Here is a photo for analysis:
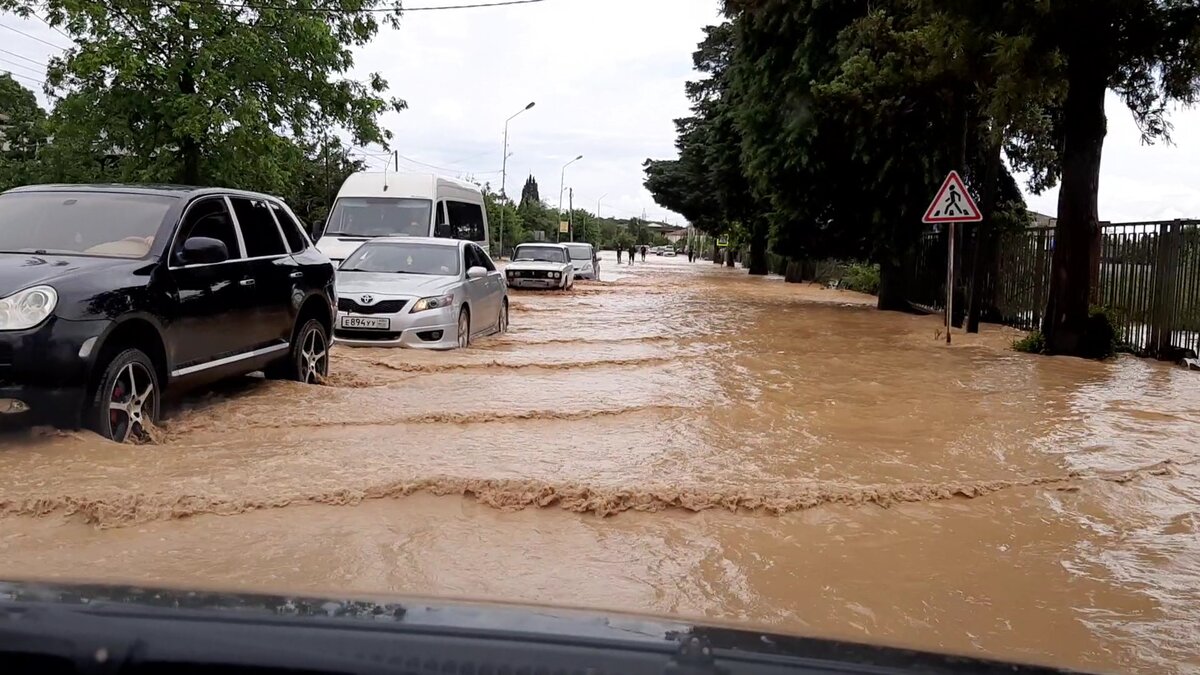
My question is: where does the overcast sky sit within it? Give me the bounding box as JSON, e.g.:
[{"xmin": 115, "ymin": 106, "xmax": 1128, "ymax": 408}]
[{"xmin": 3, "ymin": 0, "xmax": 1199, "ymax": 224}]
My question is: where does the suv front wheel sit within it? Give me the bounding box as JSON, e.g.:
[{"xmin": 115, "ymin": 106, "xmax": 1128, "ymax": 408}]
[
  {"xmin": 275, "ymin": 318, "xmax": 330, "ymax": 384},
  {"xmin": 87, "ymin": 348, "xmax": 161, "ymax": 443}
]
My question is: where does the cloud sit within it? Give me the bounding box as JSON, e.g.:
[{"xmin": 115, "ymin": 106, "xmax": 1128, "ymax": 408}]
[{"xmin": 8, "ymin": 4, "xmax": 1200, "ymax": 227}]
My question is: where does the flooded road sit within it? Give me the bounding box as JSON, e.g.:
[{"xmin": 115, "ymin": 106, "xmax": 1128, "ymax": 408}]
[{"xmin": 2, "ymin": 252, "xmax": 1199, "ymax": 672}]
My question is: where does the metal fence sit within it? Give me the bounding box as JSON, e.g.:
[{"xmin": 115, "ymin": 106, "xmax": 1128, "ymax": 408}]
[{"xmin": 909, "ymin": 219, "xmax": 1200, "ymax": 356}]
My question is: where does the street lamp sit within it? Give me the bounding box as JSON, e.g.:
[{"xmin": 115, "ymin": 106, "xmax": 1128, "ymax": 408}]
[
  {"xmin": 498, "ymin": 101, "xmax": 535, "ymax": 258},
  {"xmin": 596, "ymin": 193, "xmax": 607, "ymax": 219},
  {"xmin": 557, "ymin": 154, "xmax": 583, "ymax": 242}
]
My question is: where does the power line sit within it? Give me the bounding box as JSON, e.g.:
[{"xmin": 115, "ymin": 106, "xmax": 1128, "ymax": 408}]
[
  {"xmin": 0, "ymin": 56, "xmax": 44, "ymax": 76},
  {"xmin": 0, "ymin": 69, "xmax": 46, "ymax": 86},
  {"xmin": 0, "ymin": 47, "xmax": 48, "ymax": 67},
  {"xmin": 30, "ymin": 12, "xmax": 74, "ymax": 42},
  {"xmin": 0, "ymin": 23, "xmax": 72, "ymax": 50}
]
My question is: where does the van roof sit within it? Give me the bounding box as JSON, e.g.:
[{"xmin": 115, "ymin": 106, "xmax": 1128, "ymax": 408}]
[{"xmin": 337, "ymin": 172, "xmax": 480, "ymax": 199}]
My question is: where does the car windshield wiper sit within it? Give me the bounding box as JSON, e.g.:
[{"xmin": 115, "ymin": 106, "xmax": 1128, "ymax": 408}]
[{"xmin": 331, "ymin": 232, "xmax": 380, "ymax": 238}]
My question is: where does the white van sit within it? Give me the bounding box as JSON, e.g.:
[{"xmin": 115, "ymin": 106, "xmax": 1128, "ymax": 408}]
[{"xmin": 314, "ymin": 172, "xmax": 489, "ymax": 263}]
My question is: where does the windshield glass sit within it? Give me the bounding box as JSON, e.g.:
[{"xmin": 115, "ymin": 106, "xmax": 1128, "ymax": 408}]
[
  {"xmin": 339, "ymin": 242, "xmax": 460, "ymax": 276},
  {"xmin": 563, "ymin": 244, "xmax": 593, "ymax": 260},
  {"xmin": 513, "ymin": 245, "xmax": 566, "ymax": 263},
  {"xmin": 326, "ymin": 197, "xmax": 432, "ymax": 238},
  {"xmin": 0, "ymin": 192, "xmax": 174, "ymax": 258}
]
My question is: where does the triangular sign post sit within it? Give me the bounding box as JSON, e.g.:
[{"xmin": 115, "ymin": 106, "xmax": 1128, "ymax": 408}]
[{"xmin": 923, "ymin": 171, "xmax": 982, "ymax": 224}]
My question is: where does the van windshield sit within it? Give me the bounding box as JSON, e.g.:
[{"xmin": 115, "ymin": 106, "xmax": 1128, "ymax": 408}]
[{"xmin": 326, "ymin": 197, "xmax": 432, "ymax": 238}]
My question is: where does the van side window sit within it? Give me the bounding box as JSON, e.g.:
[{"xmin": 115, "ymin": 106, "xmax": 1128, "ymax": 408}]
[
  {"xmin": 434, "ymin": 201, "xmax": 452, "ymax": 239},
  {"xmin": 269, "ymin": 202, "xmax": 307, "ymax": 252},
  {"xmin": 446, "ymin": 200, "xmax": 485, "ymax": 242},
  {"xmin": 173, "ymin": 197, "xmax": 242, "ymax": 265}
]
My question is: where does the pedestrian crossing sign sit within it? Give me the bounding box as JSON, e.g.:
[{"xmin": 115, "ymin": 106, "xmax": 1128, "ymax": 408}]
[{"xmin": 922, "ymin": 171, "xmax": 982, "ymax": 224}]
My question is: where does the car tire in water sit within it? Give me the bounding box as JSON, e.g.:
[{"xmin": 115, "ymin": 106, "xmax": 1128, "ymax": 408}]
[
  {"xmin": 276, "ymin": 318, "xmax": 330, "ymax": 384},
  {"xmin": 457, "ymin": 307, "xmax": 471, "ymax": 349},
  {"xmin": 497, "ymin": 299, "xmax": 509, "ymax": 334},
  {"xmin": 86, "ymin": 348, "xmax": 160, "ymax": 444}
]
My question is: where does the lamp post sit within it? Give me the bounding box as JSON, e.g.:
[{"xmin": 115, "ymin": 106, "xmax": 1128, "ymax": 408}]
[
  {"xmin": 596, "ymin": 193, "xmax": 607, "ymax": 219},
  {"xmin": 557, "ymin": 154, "xmax": 583, "ymax": 242},
  {"xmin": 498, "ymin": 101, "xmax": 535, "ymax": 258}
]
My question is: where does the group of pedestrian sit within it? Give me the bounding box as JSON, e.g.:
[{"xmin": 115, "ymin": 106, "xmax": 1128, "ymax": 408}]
[{"xmin": 616, "ymin": 245, "xmax": 649, "ymax": 265}]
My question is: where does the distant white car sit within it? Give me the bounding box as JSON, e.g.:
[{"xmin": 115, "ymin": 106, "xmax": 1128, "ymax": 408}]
[
  {"xmin": 505, "ymin": 243, "xmax": 575, "ymax": 290},
  {"xmin": 563, "ymin": 242, "xmax": 599, "ymax": 280},
  {"xmin": 663, "ymin": 248, "xmax": 677, "ymax": 257},
  {"xmin": 334, "ymin": 237, "xmax": 508, "ymax": 349}
]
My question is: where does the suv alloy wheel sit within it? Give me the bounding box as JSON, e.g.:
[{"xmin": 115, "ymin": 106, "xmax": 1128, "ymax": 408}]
[{"xmin": 86, "ymin": 348, "xmax": 160, "ymax": 443}]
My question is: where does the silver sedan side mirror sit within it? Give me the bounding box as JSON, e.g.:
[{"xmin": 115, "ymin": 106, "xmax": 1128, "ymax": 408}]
[{"xmin": 466, "ymin": 266, "xmax": 488, "ymax": 279}]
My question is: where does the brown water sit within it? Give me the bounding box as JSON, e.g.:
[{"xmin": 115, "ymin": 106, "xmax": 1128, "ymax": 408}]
[{"xmin": 1, "ymin": 253, "xmax": 1198, "ymax": 673}]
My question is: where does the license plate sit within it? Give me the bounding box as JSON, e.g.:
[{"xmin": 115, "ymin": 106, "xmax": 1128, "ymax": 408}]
[{"xmin": 340, "ymin": 316, "xmax": 390, "ymax": 330}]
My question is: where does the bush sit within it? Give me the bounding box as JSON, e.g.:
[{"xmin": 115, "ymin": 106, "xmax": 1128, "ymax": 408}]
[
  {"xmin": 840, "ymin": 263, "xmax": 881, "ymax": 295},
  {"xmin": 1080, "ymin": 306, "xmax": 1119, "ymax": 360},
  {"xmin": 1013, "ymin": 331, "xmax": 1047, "ymax": 354}
]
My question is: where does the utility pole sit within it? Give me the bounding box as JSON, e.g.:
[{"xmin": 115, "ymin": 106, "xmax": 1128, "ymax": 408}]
[
  {"xmin": 557, "ymin": 154, "xmax": 582, "ymax": 243},
  {"xmin": 568, "ymin": 187, "xmax": 574, "ymax": 242},
  {"xmin": 499, "ymin": 102, "xmax": 535, "ymax": 258}
]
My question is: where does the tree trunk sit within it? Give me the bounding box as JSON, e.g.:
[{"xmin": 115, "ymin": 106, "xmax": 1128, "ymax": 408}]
[
  {"xmin": 877, "ymin": 255, "xmax": 910, "ymax": 312},
  {"xmin": 747, "ymin": 223, "xmax": 768, "ymax": 275},
  {"xmin": 712, "ymin": 238, "xmax": 721, "ymax": 264},
  {"xmin": 725, "ymin": 248, "xmax": 735, "ymax": 267},
  {"xmin": 967, "ymin": 141, "xmax": 1002, "ymax": 333},
  {"xmin": 178, "ymin": 66, "xmax": 201, "ymax": 185},
  {"xmin": 1043, "ymin": 65, "xmax": 1107, "ymax": 355}
]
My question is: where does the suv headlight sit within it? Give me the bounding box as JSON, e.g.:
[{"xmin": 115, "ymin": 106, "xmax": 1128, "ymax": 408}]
[
  {"xmin": 0, "ymin": 286, "xmax": 58, "ymax": 331},
  {"xmin": 410, "ymin": 294, "xmax": 454, "ymax": 313}
]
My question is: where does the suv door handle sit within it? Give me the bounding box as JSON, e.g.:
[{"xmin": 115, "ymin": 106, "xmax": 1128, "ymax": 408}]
[
  {"xmin": 239, "ymin": 278, "xmax": 256, "ymax": 287},
  {"xmin": 289, "ymin": 271, "xmax": 304, "ymax": 279}
]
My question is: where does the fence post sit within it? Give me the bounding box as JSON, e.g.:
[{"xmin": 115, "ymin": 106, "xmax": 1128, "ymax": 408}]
[
  {"xmin": 1148, "ymin": 220, "xmax": 1182, "ymax": 357},
  {"xmin": 1090, "ymin": 223, "xmax": 1106, "ymax": 306}
]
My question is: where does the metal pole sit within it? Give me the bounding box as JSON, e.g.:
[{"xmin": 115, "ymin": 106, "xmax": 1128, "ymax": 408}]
[
  {"xmin": 557, "ymin": 166, "xmax": 565, "ymax": 243},
  {"xmin": 569, "ymin": 187, "xmax": 574, "ymax": 242},
  {"xmin": 946, "ymin": 222, "xmax": 955, "ymax": 344},
  {"xmin": 499, "ymin": 122, "xmax": 508, "ymax": 257}
]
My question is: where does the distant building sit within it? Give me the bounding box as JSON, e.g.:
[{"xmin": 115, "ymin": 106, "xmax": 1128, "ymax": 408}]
[{"xmin": 1030, "ymin": 211, "xmax": 1057, "ymax": 228}]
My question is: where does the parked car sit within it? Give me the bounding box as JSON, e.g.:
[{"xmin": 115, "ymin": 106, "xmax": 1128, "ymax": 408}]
[
  {"xmin": 563, "ymin": 242, "xmax": 600, "ymax": 280},
  {"xmin": 0, "ymin": 184, "xmax": 336, "ymax": 442},
  {"xmin": 505, "ymin": 243, "xmax": 575, "ymax": 290},
  {"xmin": 333, "ymin": 237, "xmax": 507, "ymax": 349},
  {"xmin": 663, "ymin": 247, "xmax": 678, "ymax": 257}
]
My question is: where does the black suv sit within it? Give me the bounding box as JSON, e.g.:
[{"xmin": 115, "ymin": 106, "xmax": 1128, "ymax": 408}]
[{"xmin": 0, "ymin": 185, "xmax": 336, "ymax": 442}]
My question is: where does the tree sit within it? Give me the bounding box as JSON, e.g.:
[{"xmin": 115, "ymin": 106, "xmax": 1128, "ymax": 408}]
[
  {"xmin": 285, "ymin": 136, "xmax": 365, "ymax": 228},
  {"xmin": 1025, "ymin": 1, "xmax": 1200, "ymax": 355},
  {"xmin": 519, "ymin": 174, "xmax": 539, "ymax": 207},
  {"xmin": 2, "ymin": 0, "xmax": 406, "ymax": 194},
  {"xmin": 0, "ymin": 74, "xmax": 48, "ymax": 191},
  {"xmin": 484, "ymin": 189, "xmax": 525, "ymax": 251}
]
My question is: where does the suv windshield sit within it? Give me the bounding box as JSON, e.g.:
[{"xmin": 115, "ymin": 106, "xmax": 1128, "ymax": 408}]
[
  {"xmin": 326, "ymin": 197, "xmax": 432, "ymax": 238},
  {"xmin": 563, "ymin": 245, "xmax": 593, "ymax": 260},
  {"xmin": 0, "ymin": 192, "xmax": 175, "ymax": 258},
  {"xmin": 513, "ymin": 246, "xmax": 566, "ymax": 263},
  {"xmin": 340, "ymin": 242, "xmax": 460, "ymax": 276}
]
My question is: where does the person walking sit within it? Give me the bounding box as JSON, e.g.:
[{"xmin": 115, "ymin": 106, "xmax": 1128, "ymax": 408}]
[
  {"xmin": 616, "ymin": 246, "xmax": 623, "ymax": 264},
  {"xmin": 627, "ymin": 243, "xmax": 637, "ymax": 265},
  {"xmin": 640, "ymin": 245, "xmax": 647, "ymax": 262}
]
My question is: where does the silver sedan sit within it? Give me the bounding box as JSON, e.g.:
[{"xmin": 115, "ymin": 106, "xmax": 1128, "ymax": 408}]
[{"xmin": 333, "ymin": 237, "xmax": 508, "ymax": 349}]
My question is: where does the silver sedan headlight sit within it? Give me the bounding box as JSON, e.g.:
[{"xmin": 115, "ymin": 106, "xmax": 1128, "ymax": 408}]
[
  {"xmin": 410, "ymin": 293, "xmax": 454, "ymax": 313},
  {"xmin": 0, "ymin": 285, "xmax": 58, "ymax": 331}
]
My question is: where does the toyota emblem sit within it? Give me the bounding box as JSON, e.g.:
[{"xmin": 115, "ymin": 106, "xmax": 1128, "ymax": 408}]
[{"xmin": 360, "ymin": 294, "xmax": 374, "ymax": 304}]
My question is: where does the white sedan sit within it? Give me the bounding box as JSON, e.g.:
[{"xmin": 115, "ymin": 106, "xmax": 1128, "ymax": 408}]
[
  {"xmin": 505, "ymin": 243, "xmax": 575, "ymax": 290},
  {"xmin": 333, "ymin": 237, "xmax": 508, "ymax": 349}
]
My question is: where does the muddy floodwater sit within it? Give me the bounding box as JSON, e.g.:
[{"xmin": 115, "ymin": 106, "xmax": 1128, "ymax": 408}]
[{"xmin": 2, "ymin": 252, "xmax": 1199, "ymax": 672}]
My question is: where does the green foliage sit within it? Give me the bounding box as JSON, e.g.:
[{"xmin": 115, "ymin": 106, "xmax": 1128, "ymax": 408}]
[
  {"xmin": 1, "ymin": 0, "xmax": 405, "ymax": 194},
  {"xmin": 1080, "ymin": 307, "xmax": 1119, "ymax": 360},
  {"xmin": 519, "ymin": 174, "xmax": 539, "ymax": 208},
  {"xmin": 1013, "ymin": 331, "xmax": 1047, "ymax": 354},
  {"xmin": 840, "ymin": 263, "xmax": 881, "ymax": 296},
  {"xmin": 0, "ymin": 74, "xmax": 49, "ymax": 192}
]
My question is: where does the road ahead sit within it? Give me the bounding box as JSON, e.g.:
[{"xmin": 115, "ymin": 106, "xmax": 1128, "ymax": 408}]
[{"xmin": 1, "ymin": 252, "xmax": 1198, "ymax": 673}]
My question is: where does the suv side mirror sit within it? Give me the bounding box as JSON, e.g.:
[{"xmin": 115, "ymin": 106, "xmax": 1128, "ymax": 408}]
[
  {"xmin": 310, "ymin": 218, "xmax": 327, "ymax": 241},
  {"xmin": 466, "ymin": 265, "xmax": 488, "ymax": 279},
  {"xmin": 178, "ymin": 236, "xmax": 229, "ymax": 265}
]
